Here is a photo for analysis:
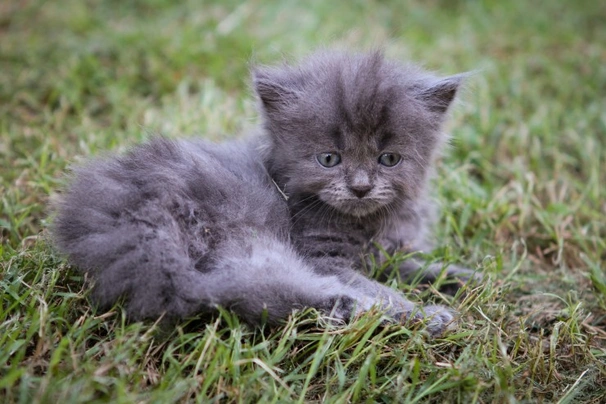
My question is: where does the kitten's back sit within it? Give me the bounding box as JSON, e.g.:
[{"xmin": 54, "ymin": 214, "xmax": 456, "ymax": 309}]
[{"xmin": 52, "ymin": 137, "xmax": 290, "ymax": 320}]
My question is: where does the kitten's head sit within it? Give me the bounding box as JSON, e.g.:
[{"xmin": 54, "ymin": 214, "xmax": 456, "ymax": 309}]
[{"xmin": 254, "ymin": 50, "xmax": 463, "ymax": 217}]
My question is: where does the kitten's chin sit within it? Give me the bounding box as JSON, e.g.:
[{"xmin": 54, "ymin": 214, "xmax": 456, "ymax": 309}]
[{"xmin": 325, "ymin": 199, "xmax": 384, "ymax": 218}]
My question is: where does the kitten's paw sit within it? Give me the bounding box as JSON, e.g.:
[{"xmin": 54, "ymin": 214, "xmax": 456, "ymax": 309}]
[
  {"xmin": 320, "ymin": 295, "xmax": 358, "ymax": 323},
  {"xmin": 407, "ymin": 304, "xmax": 457, "ymax": 337}
]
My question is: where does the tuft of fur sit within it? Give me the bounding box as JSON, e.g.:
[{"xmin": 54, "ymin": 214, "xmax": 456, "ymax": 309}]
[{"xmin": 51, "ymin": 51, "xmax": 474, "ymax": 336}]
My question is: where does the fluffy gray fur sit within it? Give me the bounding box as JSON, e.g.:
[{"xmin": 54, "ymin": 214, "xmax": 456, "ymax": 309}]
[{"xmin": 52, "ymin": 50, "xmax": 474, "ymax": 336}]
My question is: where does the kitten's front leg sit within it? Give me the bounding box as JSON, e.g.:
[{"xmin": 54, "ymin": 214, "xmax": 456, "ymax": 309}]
[
  {"xmin": 302, "ymin": 257, "xmax": 457, "ymax": 336},
  {"xmin": 216, "ymin": 251, "xmax": 455, "ymax": 337},
  {"xmin": 345, "ymin": 277, "xmax": 457, "ymax": 337},
  {"xmin": 396, "ymin": 257, "xmax": 481, "ymax": 296},
  {"xmin": 371, "ymin": 239, "xmax": 480, "ymax": 295}
]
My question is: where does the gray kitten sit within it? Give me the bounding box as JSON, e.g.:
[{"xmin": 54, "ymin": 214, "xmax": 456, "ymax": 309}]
[{"xmin": 52, "ymin": 51, "xmax": 473, "ymax": 336}]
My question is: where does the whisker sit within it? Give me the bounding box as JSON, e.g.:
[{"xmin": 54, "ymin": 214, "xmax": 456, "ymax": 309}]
[{"xmin": 290, "ymin": 199, "xmax": 323, "ymax": 228}]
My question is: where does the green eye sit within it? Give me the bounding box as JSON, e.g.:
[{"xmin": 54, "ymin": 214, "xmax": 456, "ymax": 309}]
[
  {"xmin": 316, "ymin": 152, "xmax": 342, "ymax": 168},
  {"xmin": 378, "ymin": 153, "xmax": 401, "ymax": 167}
]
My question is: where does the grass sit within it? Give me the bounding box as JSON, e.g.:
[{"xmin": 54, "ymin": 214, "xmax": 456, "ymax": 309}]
[{"xmin": 1, "ymin": 0, "xmax": 605, "ymax": 402}]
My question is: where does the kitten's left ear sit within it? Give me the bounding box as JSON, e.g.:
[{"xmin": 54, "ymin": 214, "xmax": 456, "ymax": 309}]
[
  {"xmin": 418, "ymin": 74, "xmax": 466, "ymax": 114},
  {"xmin": 252, "ymin": 68, "xmax": 300, "ymax": 113}
]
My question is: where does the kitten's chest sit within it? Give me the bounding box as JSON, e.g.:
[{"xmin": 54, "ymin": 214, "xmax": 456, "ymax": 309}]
[{"xmin": 289, "ymin": 202, "xmax": 380, "ymax": 261}]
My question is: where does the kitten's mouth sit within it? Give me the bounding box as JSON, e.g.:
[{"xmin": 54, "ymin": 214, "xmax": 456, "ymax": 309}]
[{"xmin": 328, "ymin": 197, "xmax": 383, "ymax": 217}]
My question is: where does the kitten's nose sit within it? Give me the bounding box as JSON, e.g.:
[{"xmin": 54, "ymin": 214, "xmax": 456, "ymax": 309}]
[{"xmin": 349, "ymin": 185, "xmax": 372, "ymax": 199}]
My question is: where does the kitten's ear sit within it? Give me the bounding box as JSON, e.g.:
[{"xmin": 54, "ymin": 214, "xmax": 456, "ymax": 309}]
[
  {"xmin": 253, "ymin": 69, "xmax": 300, "ymax": 113},
  {"xmin": 418, "ymin": 74, "xmax": 466, "ymax": 114}
]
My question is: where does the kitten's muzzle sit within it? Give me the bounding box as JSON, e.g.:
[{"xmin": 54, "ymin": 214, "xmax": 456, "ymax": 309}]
[{"xmin": 349, "ymin": 185, "xmax": 372, "ymax": 199}]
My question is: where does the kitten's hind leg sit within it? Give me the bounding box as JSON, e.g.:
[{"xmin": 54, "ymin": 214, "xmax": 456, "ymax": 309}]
[{"xmin": 52, "ymin": 197, "xmax": 220, "ymax": 322}]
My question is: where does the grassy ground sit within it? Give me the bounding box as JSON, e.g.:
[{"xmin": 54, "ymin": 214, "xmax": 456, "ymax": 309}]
[{"xmin": 1, "ymin": 0, "xmax": 605, "ymax": 402}]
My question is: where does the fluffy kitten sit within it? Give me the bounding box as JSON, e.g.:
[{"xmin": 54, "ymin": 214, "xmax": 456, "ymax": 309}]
[{"xmin": 52, "ymin": 51, "xmax": 473, "ymax": 336}]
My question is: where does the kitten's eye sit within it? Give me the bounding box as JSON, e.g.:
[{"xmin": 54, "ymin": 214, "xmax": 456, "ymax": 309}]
[
  {"xmin": 378, "ymin": 153, "xmax": 401, "ymax": 167},
  {"xmin": 316, "ymin": 152, "xmax": 342, "ymax": 168}
]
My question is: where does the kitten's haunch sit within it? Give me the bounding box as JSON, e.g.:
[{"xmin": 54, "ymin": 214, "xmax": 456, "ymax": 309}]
[{"xmin": 52, "ymin": 51, "xmax": 477, "ymax": 337}]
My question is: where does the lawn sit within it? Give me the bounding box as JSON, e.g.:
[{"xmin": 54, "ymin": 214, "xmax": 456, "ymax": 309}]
[{"xmin": 1, "ymin": 0, "xmax": 605, "ymax": 402}]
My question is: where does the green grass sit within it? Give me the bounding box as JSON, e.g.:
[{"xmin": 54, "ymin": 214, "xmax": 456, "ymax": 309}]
[{"xmin": 1, "ymin": 0, "xmax": 605, "ymax": 402}]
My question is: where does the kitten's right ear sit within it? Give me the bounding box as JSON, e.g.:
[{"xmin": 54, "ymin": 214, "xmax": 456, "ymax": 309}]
[
  {"xmin": 417, "ymin": 74, "xmax": 467, "ymax": 114},
  {"xmin": 253, "ymin": 69, "xmax": 300, "ymax": 113}
]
